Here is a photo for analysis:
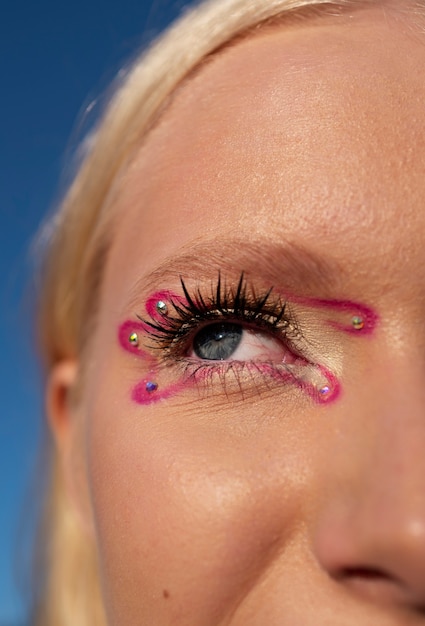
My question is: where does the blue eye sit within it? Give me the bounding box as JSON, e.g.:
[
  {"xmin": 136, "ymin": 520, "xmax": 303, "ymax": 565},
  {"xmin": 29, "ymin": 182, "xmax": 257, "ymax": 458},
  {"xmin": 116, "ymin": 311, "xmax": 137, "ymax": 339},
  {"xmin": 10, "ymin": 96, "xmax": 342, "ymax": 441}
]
[
  {"xmin": 193, "ymin": 323, "xmax": 243, "ymax": 360},
  {"xmin": 191, "ymin": 321, "xmax": 290, "ymax": 365},
  {"xmin": 141, "ymin": 274, "xmax": 299, "ymax": 368}
]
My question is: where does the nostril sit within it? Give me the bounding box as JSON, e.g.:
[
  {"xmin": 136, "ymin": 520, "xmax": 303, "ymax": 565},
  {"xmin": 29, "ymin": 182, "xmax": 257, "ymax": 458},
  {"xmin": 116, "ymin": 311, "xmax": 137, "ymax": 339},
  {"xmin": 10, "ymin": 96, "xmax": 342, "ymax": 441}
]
[
  {"xmin": 340, "ymin": 567, "xmax": 394, "ymax": 582},
  {"xmin": 315, "ymin": 513, "xmax": 425, "ymax": 611},
  {"xmin": 335, "ymin": 566, "xmax": 410, "ymax": 606}
]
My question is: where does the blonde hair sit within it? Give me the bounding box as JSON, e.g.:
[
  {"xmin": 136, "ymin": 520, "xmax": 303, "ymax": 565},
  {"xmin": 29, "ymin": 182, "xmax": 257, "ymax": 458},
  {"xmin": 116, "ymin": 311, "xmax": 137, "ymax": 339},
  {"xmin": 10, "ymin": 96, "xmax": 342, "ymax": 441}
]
[{"xmin": 35, "ymin": 0, "xmax": 403, "ymax": 623}]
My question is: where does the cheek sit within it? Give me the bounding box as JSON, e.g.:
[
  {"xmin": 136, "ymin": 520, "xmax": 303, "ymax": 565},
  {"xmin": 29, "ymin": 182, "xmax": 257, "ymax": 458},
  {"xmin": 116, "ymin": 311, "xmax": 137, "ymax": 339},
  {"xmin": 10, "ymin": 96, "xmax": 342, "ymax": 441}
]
[{"xmin": 83, "ymin": 371, "xmax": 319, "ymax": 623}]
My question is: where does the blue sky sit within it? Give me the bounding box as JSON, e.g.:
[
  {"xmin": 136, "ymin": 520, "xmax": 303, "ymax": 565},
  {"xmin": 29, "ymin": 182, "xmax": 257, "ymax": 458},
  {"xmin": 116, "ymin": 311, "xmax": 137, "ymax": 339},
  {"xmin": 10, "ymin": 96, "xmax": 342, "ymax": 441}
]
[{"xmin": 0, "ymin": 1, "xmax": 184, "ymax": 622}]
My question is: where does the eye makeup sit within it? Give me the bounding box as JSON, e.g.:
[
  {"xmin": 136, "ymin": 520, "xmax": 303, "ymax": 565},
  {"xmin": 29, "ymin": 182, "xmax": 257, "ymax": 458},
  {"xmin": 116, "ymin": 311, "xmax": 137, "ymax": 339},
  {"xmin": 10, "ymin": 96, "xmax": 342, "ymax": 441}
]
[
  {"xmin": 118, "ymin": 273, "xmax": 378, "ymax": 406},
  {"xmin": 118, "ymin": 318, "xmax": 190, "ymax": 404},
  {"xmin": 289, "ymin": 294, "xmax": 378, "ymax": 335}
]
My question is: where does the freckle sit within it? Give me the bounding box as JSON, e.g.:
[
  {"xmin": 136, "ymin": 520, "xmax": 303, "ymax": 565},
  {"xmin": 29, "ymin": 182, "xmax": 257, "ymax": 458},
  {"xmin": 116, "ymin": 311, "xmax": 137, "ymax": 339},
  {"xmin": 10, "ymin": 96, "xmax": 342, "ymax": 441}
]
[{"xmin": 163, "ymin": 589, "xmax": 170, "ymax": 599}]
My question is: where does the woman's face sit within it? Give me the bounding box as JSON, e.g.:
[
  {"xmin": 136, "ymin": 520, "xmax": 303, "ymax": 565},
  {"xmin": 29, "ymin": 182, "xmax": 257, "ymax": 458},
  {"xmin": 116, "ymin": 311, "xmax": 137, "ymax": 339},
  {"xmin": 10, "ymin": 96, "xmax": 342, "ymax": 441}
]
[{"xmin": 59, "ymin": 5, "xmax": 425, "ymax": 625}]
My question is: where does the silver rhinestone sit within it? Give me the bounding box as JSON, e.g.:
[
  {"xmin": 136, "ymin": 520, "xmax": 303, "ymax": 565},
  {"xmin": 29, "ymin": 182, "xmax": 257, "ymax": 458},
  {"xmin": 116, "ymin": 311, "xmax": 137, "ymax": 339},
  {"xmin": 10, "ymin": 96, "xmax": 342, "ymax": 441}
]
[
  {"xmin": 352, "ymin": 316, "xmax": 364, "ymax": 330},
  {"xmin": 156, "ymin": 300, "xmax": 168, "ymax": 315}
]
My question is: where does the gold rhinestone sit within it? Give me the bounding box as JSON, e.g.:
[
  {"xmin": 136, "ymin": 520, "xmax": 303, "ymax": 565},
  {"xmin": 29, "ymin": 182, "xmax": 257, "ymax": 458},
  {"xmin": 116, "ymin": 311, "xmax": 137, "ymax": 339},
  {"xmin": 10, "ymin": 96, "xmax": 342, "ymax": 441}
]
[{"xmin": 129, "ymin": 332, "xmax": 139, "ymax": 346}]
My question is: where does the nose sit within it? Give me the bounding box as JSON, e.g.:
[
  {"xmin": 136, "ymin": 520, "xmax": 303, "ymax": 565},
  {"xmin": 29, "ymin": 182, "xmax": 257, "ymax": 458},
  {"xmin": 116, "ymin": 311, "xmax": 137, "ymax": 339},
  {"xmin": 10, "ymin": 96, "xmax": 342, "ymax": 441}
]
[{"xmin": 313, "ymin": 351, "xmax": 425, "ymax": 613}]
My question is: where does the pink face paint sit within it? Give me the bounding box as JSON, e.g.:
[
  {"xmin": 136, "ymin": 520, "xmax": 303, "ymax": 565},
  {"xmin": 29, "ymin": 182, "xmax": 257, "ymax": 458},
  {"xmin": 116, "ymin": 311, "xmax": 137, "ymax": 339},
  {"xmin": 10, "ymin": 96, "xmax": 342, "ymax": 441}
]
[
  {"xmin": 119, "ymin": 319, "xmax": 152, "ymax": 357},
  {"xmin": 118, "ymin": 288, "xmax": 378, "ymax": 407},
  {"xmin": 145, "ymin": 290, "xmax": 186, "ymax": 323},
  {"xmin": 289, "ymin": 294, "xmax": 379, "ymax": 335},
  {"xmin": 119, "ymin": 292, "xmax": 194, "ymax": 405},
  {"xmin": 132, "ymin": 376, "xmax": 190, "ymax": 405}
]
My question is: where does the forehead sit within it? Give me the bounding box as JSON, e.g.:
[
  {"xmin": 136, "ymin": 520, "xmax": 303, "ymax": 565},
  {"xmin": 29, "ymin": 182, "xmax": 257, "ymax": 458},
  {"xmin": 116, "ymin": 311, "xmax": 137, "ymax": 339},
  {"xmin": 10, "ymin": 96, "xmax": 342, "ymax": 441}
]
[{"xmin": 106, "ymin": 7, "xmax": 425, "ymax": 305}]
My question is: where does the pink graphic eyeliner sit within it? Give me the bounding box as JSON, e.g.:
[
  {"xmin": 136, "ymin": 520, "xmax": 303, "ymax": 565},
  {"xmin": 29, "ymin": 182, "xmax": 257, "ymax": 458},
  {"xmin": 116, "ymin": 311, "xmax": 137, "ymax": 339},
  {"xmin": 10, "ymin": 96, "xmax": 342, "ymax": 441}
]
[
  {"xmin": 119, "ymin": 292, "xmax": 194, "ymax": 405},
  {"xmin": 290, "ymin": 294, "xmax": 379, "ymax": 335},
  {"xmin": 145, "ymin": 290, "xmax": 186, "ymax": 322},
  {"xmin": 132, "ymin": 377, "xmax": 190, "ymax": 405},
  {"xmin": 119, "ymin": 320, "xmax": 152, "ymax": 359},
  {"xmin": 118, "ymin": 287, "xmax": 378, "ymax": 407}
]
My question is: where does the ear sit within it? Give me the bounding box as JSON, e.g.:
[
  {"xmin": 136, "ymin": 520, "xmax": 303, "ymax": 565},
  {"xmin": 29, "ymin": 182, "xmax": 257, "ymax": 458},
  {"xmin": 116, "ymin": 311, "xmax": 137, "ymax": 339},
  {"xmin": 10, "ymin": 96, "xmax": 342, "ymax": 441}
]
[
  {"xmin": 46, "ymin": 359, "xmax": 94, "ymax": 535},
  {"xmin": 47, "ymin": 360, "xmax": 79, "ymax": 446}
]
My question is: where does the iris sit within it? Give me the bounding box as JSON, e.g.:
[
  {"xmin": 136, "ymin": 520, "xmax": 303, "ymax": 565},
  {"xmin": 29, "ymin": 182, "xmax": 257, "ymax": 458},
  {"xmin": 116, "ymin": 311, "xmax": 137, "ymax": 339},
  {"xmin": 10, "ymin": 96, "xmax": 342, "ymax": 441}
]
[{"xmin": 193, "ymin": 322, "xmax": 242, "ymax": 360}]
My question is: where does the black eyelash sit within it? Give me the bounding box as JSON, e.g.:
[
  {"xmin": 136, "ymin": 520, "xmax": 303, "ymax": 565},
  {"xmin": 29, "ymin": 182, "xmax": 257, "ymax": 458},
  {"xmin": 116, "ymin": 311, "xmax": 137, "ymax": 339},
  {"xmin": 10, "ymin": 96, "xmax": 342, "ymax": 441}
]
[{"xmin": 138, "ymin": 272, "xmax": 302, "ymax": 359}]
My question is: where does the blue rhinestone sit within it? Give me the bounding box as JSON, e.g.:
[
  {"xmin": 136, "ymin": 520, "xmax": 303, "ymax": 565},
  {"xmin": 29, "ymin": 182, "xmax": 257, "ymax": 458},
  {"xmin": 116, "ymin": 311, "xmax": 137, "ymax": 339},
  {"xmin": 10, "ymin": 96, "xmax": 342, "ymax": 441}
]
[{"xmin": 145, "ymin": 381, "xmax": 158, "ymax": 393}]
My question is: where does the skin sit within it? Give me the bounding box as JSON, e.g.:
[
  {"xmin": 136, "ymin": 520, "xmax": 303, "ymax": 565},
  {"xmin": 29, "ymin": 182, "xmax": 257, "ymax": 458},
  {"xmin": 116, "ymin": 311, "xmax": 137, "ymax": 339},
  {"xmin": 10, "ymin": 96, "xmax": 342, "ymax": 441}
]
[{"xmin": 51, "ymin": 5, "xmax": 425, "ymax": 625}]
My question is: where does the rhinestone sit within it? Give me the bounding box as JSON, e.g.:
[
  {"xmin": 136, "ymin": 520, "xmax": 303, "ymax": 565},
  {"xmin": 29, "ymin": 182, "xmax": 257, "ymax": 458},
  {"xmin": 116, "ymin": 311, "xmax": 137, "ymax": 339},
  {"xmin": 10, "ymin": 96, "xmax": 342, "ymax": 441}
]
[
  {"xmin": 156, "ymin": 300, "xmax": 168, "ymax": 315},
  {"xmin": 129, "ymin": 332, "xmax": 139, "ymax": 347},
  {"xmin": 352, "ymin": 316, "xmax": 364, "ymax": 330},
  {"xmin": 319, "ymin": 385, "xmax": 330, "ymax": 396},
  {"xmin": 145, "ymin": 381, "xmax": 158, "ymax": 393}
]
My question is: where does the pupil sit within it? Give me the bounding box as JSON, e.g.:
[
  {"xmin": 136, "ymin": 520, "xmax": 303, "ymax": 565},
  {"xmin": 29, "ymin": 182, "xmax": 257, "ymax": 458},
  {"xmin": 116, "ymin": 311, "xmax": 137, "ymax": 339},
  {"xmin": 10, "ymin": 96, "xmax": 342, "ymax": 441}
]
[{"xmin": 193, "ymin": 323, "xmax": 243, "ymax": 360}]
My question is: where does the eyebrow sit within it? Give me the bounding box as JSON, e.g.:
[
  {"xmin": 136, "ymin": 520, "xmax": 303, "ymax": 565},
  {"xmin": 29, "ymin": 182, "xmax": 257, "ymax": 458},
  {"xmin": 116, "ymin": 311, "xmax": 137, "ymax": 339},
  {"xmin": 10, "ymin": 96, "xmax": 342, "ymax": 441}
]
[{"xmin": 126, "ymin": 238, "xmax": 349, "ymax": 309}]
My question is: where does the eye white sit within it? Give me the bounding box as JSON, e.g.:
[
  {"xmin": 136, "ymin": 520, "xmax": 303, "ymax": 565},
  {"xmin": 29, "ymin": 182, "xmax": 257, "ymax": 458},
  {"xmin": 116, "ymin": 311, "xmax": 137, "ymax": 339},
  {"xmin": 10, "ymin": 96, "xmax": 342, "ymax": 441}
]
[{"xmin": 229, "ymin": 328, "xmax": 289, "ymax": 362}]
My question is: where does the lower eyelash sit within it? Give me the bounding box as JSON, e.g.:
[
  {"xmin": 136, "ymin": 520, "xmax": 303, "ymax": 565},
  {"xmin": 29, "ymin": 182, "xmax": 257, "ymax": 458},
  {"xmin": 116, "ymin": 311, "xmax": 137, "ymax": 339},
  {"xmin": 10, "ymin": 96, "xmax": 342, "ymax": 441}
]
[
  {"xmin": 127, "ymin": 353, "xmax": 339, "ymax": 406},
  {"xmin": 167, "ymin": 356, "xmax": 338, "ymax": 404}
]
